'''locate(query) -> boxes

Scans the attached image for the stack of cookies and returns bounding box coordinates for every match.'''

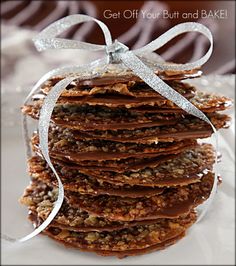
[20,65,232,258]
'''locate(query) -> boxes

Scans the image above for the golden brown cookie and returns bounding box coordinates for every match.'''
[66,172,214,221]
[28,156,164,198]
[79,144,215,187]
[31,128,197,162]
[28,209,196,258]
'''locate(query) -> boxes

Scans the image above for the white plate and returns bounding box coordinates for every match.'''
[1,75,235,265]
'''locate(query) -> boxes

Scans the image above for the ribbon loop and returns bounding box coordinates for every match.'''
[33,14,112,52]
[133,22,213,71]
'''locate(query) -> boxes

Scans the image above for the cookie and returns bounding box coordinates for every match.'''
[66,172,214,221]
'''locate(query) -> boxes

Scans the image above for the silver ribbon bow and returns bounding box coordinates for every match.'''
[19,14,218,242]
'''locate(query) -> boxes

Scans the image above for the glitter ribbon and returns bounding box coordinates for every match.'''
[18,14,218,242]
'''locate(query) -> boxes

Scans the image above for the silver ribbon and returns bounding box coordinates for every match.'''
[17,14,218,242]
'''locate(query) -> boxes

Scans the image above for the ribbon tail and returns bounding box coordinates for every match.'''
[19,58,109,242]
[120,52,215,124]
[19,78,75,242]
[120,51,218,221]
[196,175,218,222]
